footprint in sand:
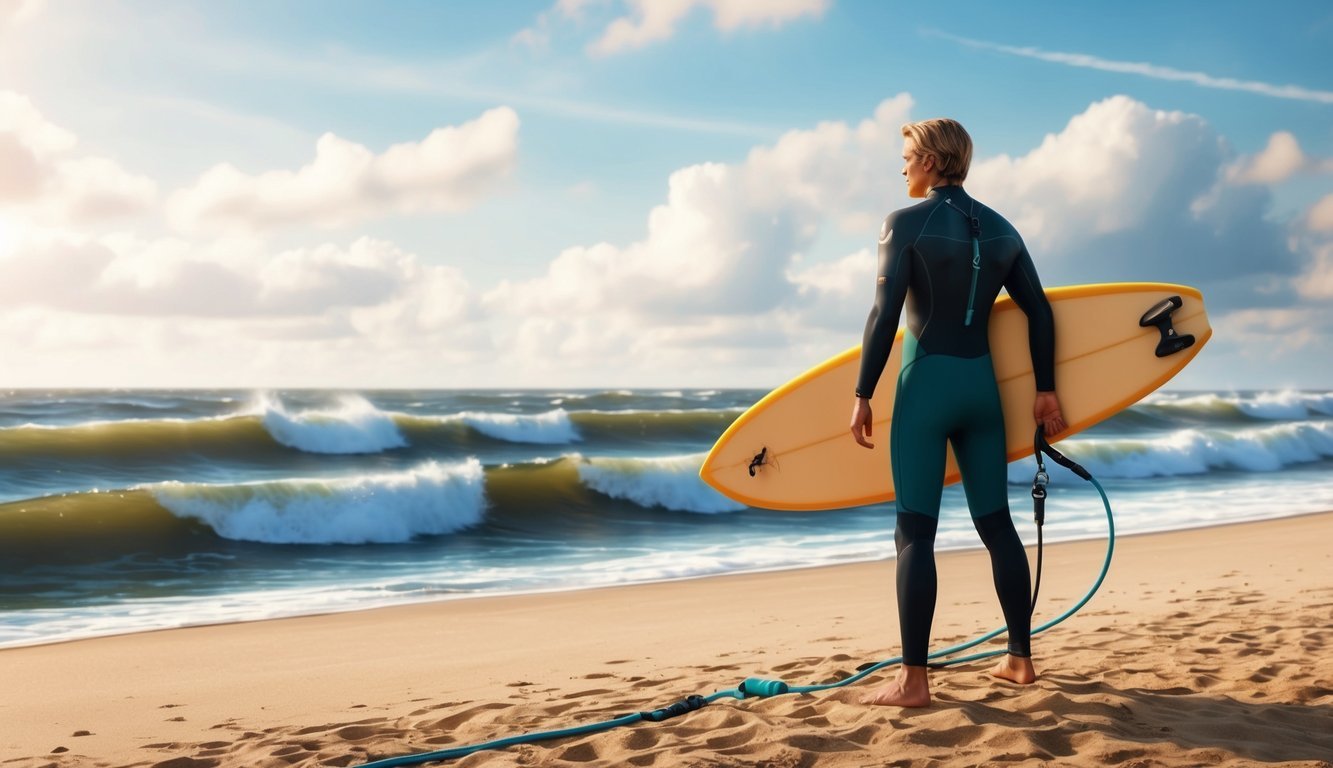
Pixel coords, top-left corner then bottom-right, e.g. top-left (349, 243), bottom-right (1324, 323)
top-left (429, 702), bottom-right (510, 731)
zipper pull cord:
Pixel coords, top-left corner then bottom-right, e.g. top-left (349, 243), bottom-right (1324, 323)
top-left (965, 233), bottom-right (980, 326)
top-left (945, 198), bottom-right (983, 326)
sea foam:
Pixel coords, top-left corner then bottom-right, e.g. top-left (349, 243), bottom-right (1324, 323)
top-left (454, 408), bottom-right (579, 444)
top-left (577, 452), bottom-right (747, 514)
top-left (1009, 421), bottom-right (1333, 482)
top-left (151, 460), bottom-right (486, 544)
top-left (255, 393), bottom-right (407, 454)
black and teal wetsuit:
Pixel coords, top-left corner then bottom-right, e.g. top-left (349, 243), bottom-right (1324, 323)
top-left (856, 185), bottom-right (1056, 665)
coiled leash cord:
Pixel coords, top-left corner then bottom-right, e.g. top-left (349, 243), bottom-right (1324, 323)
top-left (359, 432), bottom-right (1114, 767)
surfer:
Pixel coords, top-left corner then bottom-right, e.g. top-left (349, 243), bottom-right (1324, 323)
top-left (849, 118), bottom-right (1067, 707)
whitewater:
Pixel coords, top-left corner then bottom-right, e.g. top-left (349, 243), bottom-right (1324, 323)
top-left (0, 388), bottom-right (1329, 648)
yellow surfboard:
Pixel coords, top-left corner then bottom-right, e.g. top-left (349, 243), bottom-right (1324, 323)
top-left (700, 283), bottom-right (1211, 511)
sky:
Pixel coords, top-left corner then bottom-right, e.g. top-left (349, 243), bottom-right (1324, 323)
top-left (0, 0), bottom-right (1330, 390)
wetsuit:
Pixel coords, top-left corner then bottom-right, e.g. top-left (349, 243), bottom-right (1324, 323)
top-left (856, 185), bottom-right (1056, 665)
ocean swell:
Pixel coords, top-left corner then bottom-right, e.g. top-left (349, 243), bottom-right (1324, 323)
top-left (1139, 390), bottom-right (1333, 421)
top-left (151, 460), bottom-right (486, 544)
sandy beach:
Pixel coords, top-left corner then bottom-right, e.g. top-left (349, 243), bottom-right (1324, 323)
top-left (3, 511), bottom-right (1332, 768)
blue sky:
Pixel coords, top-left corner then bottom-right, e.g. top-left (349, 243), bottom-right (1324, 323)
top-left (0, 0), bottom-right (1329, 389)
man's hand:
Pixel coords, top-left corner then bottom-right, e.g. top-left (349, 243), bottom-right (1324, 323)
top-left (850, 397), bottom-right (875, 449)
top-left (1034, 391), bottom-right (1067, 437)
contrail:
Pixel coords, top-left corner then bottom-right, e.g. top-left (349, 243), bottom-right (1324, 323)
top-left (931, 30), bottom-right (1333, 105)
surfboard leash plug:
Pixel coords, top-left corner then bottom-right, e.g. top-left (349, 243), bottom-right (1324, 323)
top-left (748, 447), bottom-right (769, 477)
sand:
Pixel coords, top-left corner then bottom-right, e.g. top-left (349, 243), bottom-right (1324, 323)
top-left (3, 511), bottom-right (1332, 768)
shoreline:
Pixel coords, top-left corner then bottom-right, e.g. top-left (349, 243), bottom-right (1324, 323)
top-left (4, 505), bottom-right (1331, 654)
top-left (4, 510), bottom-right (1332, 766)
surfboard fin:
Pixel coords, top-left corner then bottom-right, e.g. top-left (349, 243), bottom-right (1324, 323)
top-left (1139, 295), bottom-right (1196, 358)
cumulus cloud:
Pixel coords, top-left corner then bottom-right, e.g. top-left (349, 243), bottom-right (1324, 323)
top-left (0, 89), bottom-right (508, 385)
top-left (0, 232), bottom-right (476, 329)
top-left (786, 248), bottom-right (875, 331)
top-left (4, 87), bottom-right (1329, 388)
top-left (483, 94), bottom-right (1331, 384)
top-left (0, 91), bottom-right (156, 223)
top-left (1226, 131), bottom-right (1333, 184)
top-left (168, 107), bottom-right (519, 233)
top-left (485, 94), bottom-right (912, 369)
top-left (967, 95), bottom-right (1297, 291)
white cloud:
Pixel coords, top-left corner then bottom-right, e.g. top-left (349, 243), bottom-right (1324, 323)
top-left (0, 227), bottom-right (491, 388)
top-left (1293, 195), bottom-right (1333, 301)
top-left (591, 1), bottom-right (702, 55)
top-left (482, 94), bottom-right (1329, 385)
top-left (513, 0), bottom-right (604, 50)
top-left (0, 131), bottom-right (43, 202)
top-left (967, 95), bottom-right (1297, 289)
top-left (517, 0), bottom-right (829, 56)
top-left (0, 0), bottom-right (45, 30)
top-left (0, 232), bottom-right (476, 328)
top-left (1227, 131), bottom-right (1333, 185)
top-left (168, 107), bottom-right (520, 233)
top-left (786, 248), bottom-right (875, 331)
top-left (1213, 306), bottom-right (1329, 358)
top-left (591, 0), bottom-right (829, 55)
top-left (0, 91), bottom-right (75, 157)
top-left (1297, 242), bottom-right (1333, 300)
top-left (969, 96), bottom-right (1210, 247)
top-left (0, 91), bottom-right (156, 223)
top-left (3, 87), bottom-right (1330, 388)
top-left (1305, 194), bottom-right (1333, 234)
top-left (484, 94), bottom-right (912, 371)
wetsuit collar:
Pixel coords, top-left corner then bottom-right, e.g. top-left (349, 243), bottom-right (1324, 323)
top-left (927, 184), bottom-right (968, 201)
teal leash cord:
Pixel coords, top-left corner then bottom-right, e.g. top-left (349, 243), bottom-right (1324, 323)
top-left (359, 472), bottom-right (1114, 767)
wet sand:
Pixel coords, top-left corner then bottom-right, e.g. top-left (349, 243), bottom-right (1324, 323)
top-left (3, 511), bottom-right (1331, 767)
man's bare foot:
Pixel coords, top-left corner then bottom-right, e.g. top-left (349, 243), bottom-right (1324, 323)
top-left (989, 654), bottom-right (1037, 685)
top-left (860, 665), bottom-right (931, 707)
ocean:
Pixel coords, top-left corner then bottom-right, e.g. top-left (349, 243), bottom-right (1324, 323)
top-left (2, 388), bottom-right (1331, 648)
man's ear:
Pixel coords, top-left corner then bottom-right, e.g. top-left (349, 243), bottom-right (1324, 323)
top-left (923, 154), bottom-right (936, 171)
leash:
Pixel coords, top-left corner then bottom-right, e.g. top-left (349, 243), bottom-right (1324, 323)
top-left (359, 436), bottom-right (1114, 767)
top-left (1029, 424), bottom-right (1090, 613)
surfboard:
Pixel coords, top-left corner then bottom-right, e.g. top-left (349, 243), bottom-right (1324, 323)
top-left (700, 282), bottom-right (1211, 511)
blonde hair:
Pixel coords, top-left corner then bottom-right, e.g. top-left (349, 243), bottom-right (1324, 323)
top-left (901, 119), bottom-right (973, 184)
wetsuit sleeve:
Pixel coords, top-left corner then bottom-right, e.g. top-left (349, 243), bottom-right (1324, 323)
top-left (855, 215), bottom-right (912, 399)
top-left (1003, 242), bottom-right (1056, 392)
